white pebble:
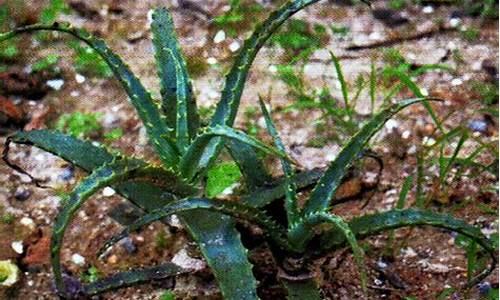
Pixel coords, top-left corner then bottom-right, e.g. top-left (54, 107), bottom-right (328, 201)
top-left (368, 31), bottom-right (382, 40)
top-left (451, 78), bottom-right (463, 86)
top-left (102, 187), bottom-right (116, 197)
top-left (71, 253), bottom-right (85, 266)
top-left (46, 79), bottom-right (64, 91)
top-left (423, 6), bottom-right (434, 14)
top-left (207, 57), bottom-right (218, 65)
top-left (11, 241), bottom-right (23, 254)
top-left (75, 73), bottom-right (86, 84)
top-left (449, 18), bottom-right (461, 28)
top-left (20, 217), bottom-right (35, 229)
top-left (229, 41), bottom-right (241, 52)
top-left (420, 88), bottom-right (429, 96)
top-left (422, 136), bottom-right (436, 147)
top-left (213, 30), bottom-right (226, 44)
top-left (268, 65), bottom-right (278, 74)
top-left (401, 130), bottom-right (411, 139)
top-left (385, 119), bottom-right (399, 130)
top-left (70, 90), bottom-right (80, 97)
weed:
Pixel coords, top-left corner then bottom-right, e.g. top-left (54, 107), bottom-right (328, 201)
top-left (54, 112), bottom-right (103, 139)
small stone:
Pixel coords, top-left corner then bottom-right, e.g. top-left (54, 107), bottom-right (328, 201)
top-left (401, 130), bottom-right (411, 139)
top-left (423, 6), bottom-right (434, 14)
top-left (451, 78), bottom-right (463, 86)
top-left (14, 187), bottom-right (31, 201)
top-left (468, 119), bottom-right (488, 133)
top-left (229, 41), bottom-right (240, 52)
top-left (207, 57), bottom-right (218, 65)
top-left (268, 65), bottom-right (278, 73)
top-left (172, 248), bottom-right (205, 270)
top-left (385, 119), bottom-right (399, 131)
top-left (449, 18), bottom-right (460, 28)
top-left (121, 237), bottom-right (137, 254)
top-left (478, 282), bottom-right (492, 295)
top-left (71, 253), bottom-right (85, 266)
top-left (75, 74), bottom-right (86, 84)
top-left (102, 187), bottom-right (116, 197)
top-left (423, 136), bottom-right (436, 147)
top-left (107, 255), bottom-right (118, 264)
top-left (46, 79), bottom-right (64, 91)
top-left (213, 30), bottom-right (226, 44)
top-left (20, 217), bottom-right (35, 229)
top-left (11, 241), bottom-right (23, 254)
top-left (59, 166), bottom-right (74, 181)
top-left (23, 236), bottom-right (50, 266)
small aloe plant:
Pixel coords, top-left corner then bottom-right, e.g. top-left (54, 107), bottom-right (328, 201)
top-left (1, 1), bottom-right (496, 299)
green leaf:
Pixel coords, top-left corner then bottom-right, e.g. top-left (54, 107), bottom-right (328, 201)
top-left (180, 125), bottom-right (290, 181)
top-left (206, 162), bottom-right (242, 197)
top-left (282, 278), bottom-right (322, 300)
top-left (0, 23), bottom-right (179, 167)
top-left (320, 208), bottom-right (497, 286)
top-left (51, 157), bottom-right (147, 296)
top-left (303, 98), bottom-right (438, 216)
top-left (195, 0), bottom-right (323, 179)
top-left (4, 130), bottom-right (258, 300)
top-left (288, 212), bottom-right (367, 291)
top-left (225, 139), bottom-right (272, 190)
top-left (84, 263), bottom-right (188, 296)
top-left (258, 97), bottom-right (299, 226)
top-left (330, 51), bottom-right (350, 113)
top-left (99, 197), bottom-right (290, 256)
top-left (151, 8), bottom-right (199, 148)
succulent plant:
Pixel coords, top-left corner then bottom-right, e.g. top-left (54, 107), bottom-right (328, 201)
top-left (1, 1), bottom-right (496, 299)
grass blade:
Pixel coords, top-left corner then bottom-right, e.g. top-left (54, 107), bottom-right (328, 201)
top-left (258, 96), bottom-right (299, 226)
top-left (303, 98), bottom-right (439, 216)
top-left (330, 51), bottom-right (350, 114)
top-left (320, 208), bottom-right (497, 286)
top-left (0, 23), bottom-right (179, 167)
top-left (151, 8), bottom-right (199, 150)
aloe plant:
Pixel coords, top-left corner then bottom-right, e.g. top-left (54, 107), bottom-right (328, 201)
top-left (1, 1), bottom-right (496, 299)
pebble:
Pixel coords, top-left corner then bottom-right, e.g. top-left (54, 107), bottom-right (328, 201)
top-left (171, 248), bottom-right (205, 270)
top-left (422, 6), bottom-right (434, 14)
top-left (59, 166), bottom-right (75, 181)
top-left (385, 119), bottom-right (399, 131)
top-left (401, 130), bottom-right (411, 139)
top-left (468, 119), bottom-right (488, 133)
top-left (121, 237), bottom-right (137, 253)
top-left (207, 57), bottom-right (218, 65)
top-left (451, 78), bottom-right (463, 86)
top-left (46, 79), bottom-right (65, 91)
top-left (20, 217), bottom-right (35, 229)
top-left (75, 73), bottom-right (86, 84)
top-left (268, 65), bottom-right (278, 74)
top-left (478, 282), bottom-right (492, 295)
top-left (11, 241), bottom-right (23, 254)
top-left (107, 255), bottom-right (118, 264)
top-left (213, 30), bottom-right (226, 44)
top-left (229, 41), bottom-right (240, 52)
top-left (71, 253), bottom-right (85, 266)
top-left (102, 187), bottom-right (116, 197)
top-left (14, 187), bottom-right (31, 201)
top-left (449, 18), bottom-right (461, 28)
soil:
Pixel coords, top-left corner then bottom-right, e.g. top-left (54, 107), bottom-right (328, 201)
top-left (0, 0), bottom-right (497, 299)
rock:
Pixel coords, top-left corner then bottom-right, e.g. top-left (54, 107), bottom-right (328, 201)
top-left (59, 166), bottom-right (75, 181)
top-left (334, 177), bottom-right (362, 200)
top-left (171, 248), bottom-right (205, 271)
top-left (23, 236), bottom-right (50, 266)
top-left (71, 253), bottom-right (85, 266)
top-left (102, 187), bottom-right (116, 197)
top-left (468, 119), bottom-right (488, 133)
top-left (107, 255), bottom-right (118, 264)
top-left (213, 30), bottom-right (226, 44)
top-left (120, 237), bottom-right (137, 254)
top-left (0, 96), bottom-right (24, 127)
top-left (46, 79), bottom-right (64, 91)
top-left (11, 241), bottom-right (23, 254)
top-left (14, 187), bottom-right (31, 201)
top-left (372, 8), bottom-right (408, 27)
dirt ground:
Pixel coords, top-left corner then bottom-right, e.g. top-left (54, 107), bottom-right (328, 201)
top-left (0, 0), bottom-right (498, 299)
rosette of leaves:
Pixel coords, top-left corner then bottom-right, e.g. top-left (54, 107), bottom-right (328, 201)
top-left (1, 1), bottom-right (496, 299)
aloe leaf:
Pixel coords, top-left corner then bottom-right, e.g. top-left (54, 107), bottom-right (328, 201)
top-left (0, 23), bottom-right (179, 167)
top-left (196, 0), bottom-right (324, 177)
top-left (84, 263), bottom-right (189, 296)
top-left (151, 8), bottom-right (199, 149)
top-left (99, 197), bottom-right (290, 255)
top-left (5, 130), bottom-right (259, 300)
top-left (319, 209), bottom-right (497, 286)
top-left (303, 98), bottom-right (439, 216)
top-left (51, 157), bottom-right (151, 296)
top-left (225, 139), bottom-right (272, 190)
top-left (258, 97), bottom-right (299, 226)
top-left (180, 125), bottom-right (290, 181)
top-left (288, 212), bottom-right (367, 291)
top-left (241, 168), bottom-right (324, 208)
top-left (282, 279), bottom-right (322, 300)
